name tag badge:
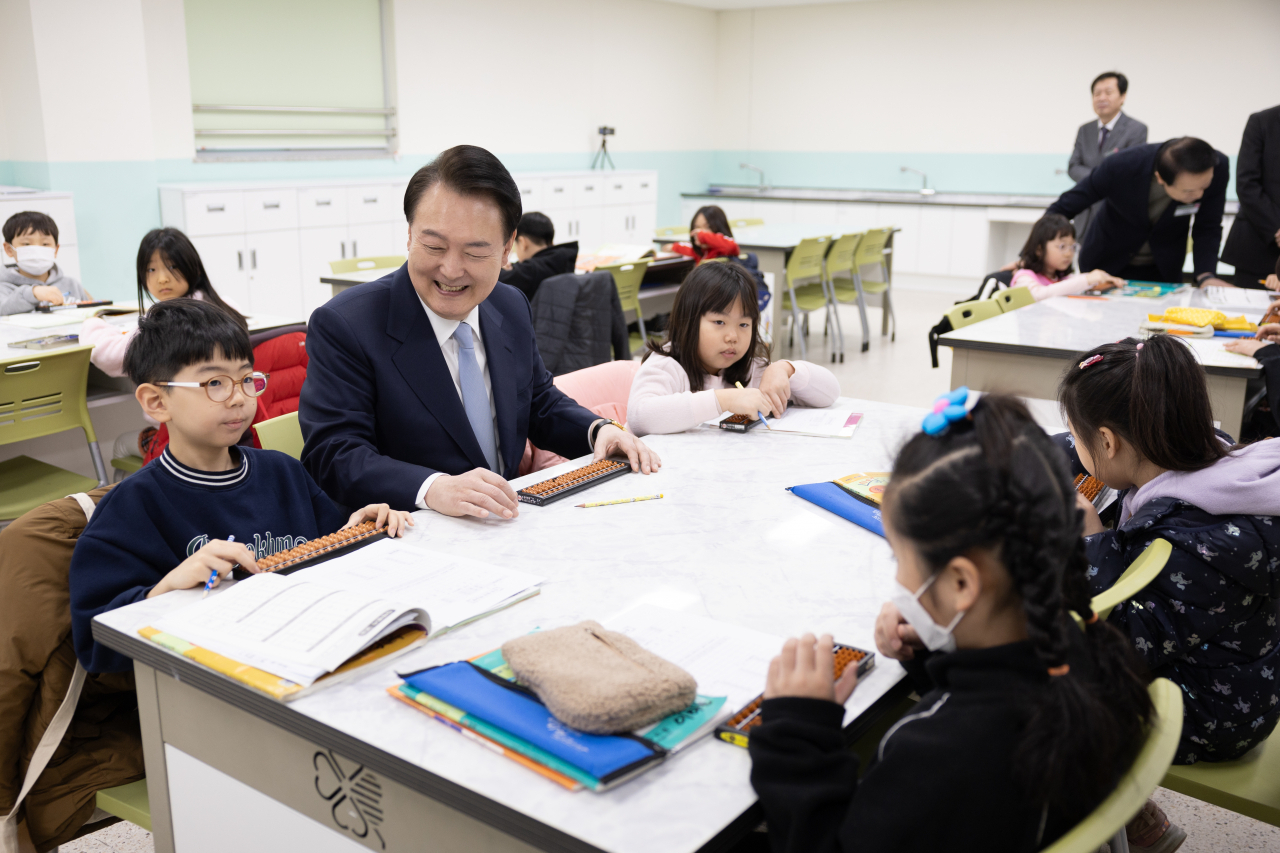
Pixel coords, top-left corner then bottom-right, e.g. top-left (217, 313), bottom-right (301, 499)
top-left (1174, 204), bottom-right (1200, 217)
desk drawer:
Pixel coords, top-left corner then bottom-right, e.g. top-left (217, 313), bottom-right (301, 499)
top-left (298, 188), bottom-right (348, 228)
top-left (573, 176), bottom-right (604, 208)
top-left (244, 189), bottom-right (298, 232)
top-left (348, 184), bottom-right (399, 224)
top-left (183, 192), bottom-right (246, 236)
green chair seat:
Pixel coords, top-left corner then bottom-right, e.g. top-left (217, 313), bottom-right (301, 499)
top-left (860, 280), bottom-right (890, 295)
top-left (96, 779), bottom-right (151, 831)
top-left (327, 255), bottom-right (405, 275)
top-left (0, 456), bottom-right (100, 521)
top-left (110, 454), bottom-right (143, 475)
top-left (781, 282), bottom-right (830, 313)
top-left (1163, 734), bottom-right (1280, 827)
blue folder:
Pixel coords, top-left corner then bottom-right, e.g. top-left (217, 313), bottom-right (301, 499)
top-left (787, 482), bottom-right (885, 537)
top-left (402, 661), bottom-right (663, 782)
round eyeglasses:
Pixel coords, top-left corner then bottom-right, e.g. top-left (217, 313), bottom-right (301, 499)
top-left (155, 371), bottom-right (270, 402)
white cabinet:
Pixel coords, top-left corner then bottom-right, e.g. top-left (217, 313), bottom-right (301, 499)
top-left (190, 234), bottom-right (250, 309)
top-left (246, 230), bottom-right (302, 317)
top-left (298, 227), bottom-right (348, 317)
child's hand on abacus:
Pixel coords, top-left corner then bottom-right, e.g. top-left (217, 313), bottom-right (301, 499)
top-left (1076, 492), bottom-right (1105, 536)
top-left (148, 539), bottom-right (258, 599)
top-left (345, 504), bottom-right (416, 538)
top-left (758, 361), bottom-right (794, 417)
top-left (714, 386), bottom-right (778, 420)
top-left (874, 602), bottom-right (924, 662)
top-left (764, 633), bottom-right (859, 705)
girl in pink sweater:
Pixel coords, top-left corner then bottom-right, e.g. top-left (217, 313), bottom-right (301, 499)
top-left (627, 262), bottom-right (839, 436)
top-left (80, 228), bottom-right (244, 377)
top-left (1010, 214), bottom-right (1124, 300)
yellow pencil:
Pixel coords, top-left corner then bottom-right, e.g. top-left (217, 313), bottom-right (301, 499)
top-left (576, 494), bottom-right (664, 508)
top-left (734, 381), bottom-right (772, 429)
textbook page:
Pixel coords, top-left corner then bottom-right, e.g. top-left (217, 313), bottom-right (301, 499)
top-left (1203, 286), bottom-right (1276, 312)
top-left (765, 406), bottom-right (862, 438)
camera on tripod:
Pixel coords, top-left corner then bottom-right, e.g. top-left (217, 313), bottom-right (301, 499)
top-left (592, 127), bottom-right (616, 169)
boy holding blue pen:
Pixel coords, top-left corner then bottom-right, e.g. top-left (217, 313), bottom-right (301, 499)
top-left (68, 300), bottom-right (413, 673)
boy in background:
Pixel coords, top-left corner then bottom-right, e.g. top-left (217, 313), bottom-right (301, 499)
top-left (1, 210), bottom-right (91, 314)
top-left (498, 211), bottom-right (578, 298)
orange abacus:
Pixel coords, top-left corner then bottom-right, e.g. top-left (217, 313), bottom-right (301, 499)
top-left (516, 459), bottom-right (631, 506)
top-left (231, 521), bottom-right (388, 579)
top-left (1074, 473), bottom-right (1105, 502)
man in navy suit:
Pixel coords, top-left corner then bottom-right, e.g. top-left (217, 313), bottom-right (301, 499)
top-left (300, 145), bottom-right (659, 518)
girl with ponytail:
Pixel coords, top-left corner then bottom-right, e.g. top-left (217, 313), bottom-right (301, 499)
top-left (1059, 335), bottom-right (1280, 771)
top-left (747, 394), bottom-right (1152, 853)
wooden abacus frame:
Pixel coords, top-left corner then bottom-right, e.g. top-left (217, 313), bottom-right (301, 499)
top-left (719, 413), bottom-right (764, 433)
top-left (231, 521), bottom-right (389, 579)
top-left (516, 459), bottom-right (631, 506)
top-left (1074, 473), bottom-right (1105, 502)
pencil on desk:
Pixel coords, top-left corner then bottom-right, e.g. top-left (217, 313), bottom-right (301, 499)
top-left (734, 381), bottom-right (772, 429)
top-left (577, 494), bottom-right (663, 508)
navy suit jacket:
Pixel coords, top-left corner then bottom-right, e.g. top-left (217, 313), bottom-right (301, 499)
top-left (1047, 142), bottom-right (1229, 282)
top-left (299, 265), bottom-right (597, 510)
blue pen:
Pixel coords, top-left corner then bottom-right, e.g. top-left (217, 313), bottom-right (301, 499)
top-left (201, 535), bottom-right (235, 599)
top-left (1214, 330), bottom-right (1255, 338)
top-left (735, 382), bottom-right (772, 430)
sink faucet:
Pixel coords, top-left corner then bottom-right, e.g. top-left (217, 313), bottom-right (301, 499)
top-left (900, 166), bottom-right (936, 196)
top-left (740, 163), bottom-right (769, 192)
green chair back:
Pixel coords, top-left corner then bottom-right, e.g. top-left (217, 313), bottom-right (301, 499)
top-left (1090, 539), bottom-right (1171, 621)
top-left (96, 779), bottom-right (151, 831)
top-left (327, 255), bottom-right (405, 275)
top-left (945, 299), bottom-right (1002, 329)
top-left (1163, 730), bottom-right (1280, 827)
top-left (994, 286), bottom-right (1036, 313)
top-left (1041, 679), bottom-right (1183, 853)
top-left (826, 232), bottom-right (862, 279)
top-left (599, 260), bottom-right (651, 318)
top-left (731, 218), bottom-right (764, 229)
top-left (854, 227), bottom-right (892, 290)
top-left (655, 226), bottom-right (689, 238)
top-left (254, 411), bottom-right (304, 460)
top-left (786, 236), bottom-right (832, 284)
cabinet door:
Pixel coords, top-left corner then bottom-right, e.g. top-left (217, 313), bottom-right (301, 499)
top-left (191, 234), bottom-right (250, 309)
top-left (600, 205), bottom-right (631, 244)
top-left (574, 206), bottom-right (604, 253)
top-left (633, 173), bottom-right (657, 205)
top-left (513, 175), bottom-right (543, 213)
top-left (543, 177), bottom-right (573, 210)
top-left (916, 207), bottom-right (953, 275)
top-left (751, 200), bottom-right (793, 225)
top-left (298, 226), bottom-right (350, 318)
top-left (184, 191), bottom-right (246, 237)
top-left (948, 208), bottom-right (989, 278)
top-left (244, 189), bottom-right (299, 233)
top-left (573, 175), bottom-right (604, 209)
top-left (246, 230), bottom-right (303, 318)
top-left (298, 187), bottom-right (349, 228)
top-left (347, 184), bottom-right (400, 225)
top-left (348, 222), bottom-right (403, 261)
top-left (631, 204), bottom-right (657, 243)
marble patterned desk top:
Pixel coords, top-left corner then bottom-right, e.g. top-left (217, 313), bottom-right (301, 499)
top-left (96, 397), bottom-right (919, 853)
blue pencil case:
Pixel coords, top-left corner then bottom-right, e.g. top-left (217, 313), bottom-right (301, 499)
top-left (401, 661), bottom-right (666, 783)
top-left (787, 481), bottom-right (885, 537)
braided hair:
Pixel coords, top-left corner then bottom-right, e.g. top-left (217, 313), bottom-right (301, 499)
top-left (884, 395), bottom-right (1151, 820)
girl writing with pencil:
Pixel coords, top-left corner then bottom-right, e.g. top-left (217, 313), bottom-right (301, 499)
top-left (747, 395), bottom-right (1155, 851)
top-left (1009, 214), bottom-right (1125, 300)
top-left (626, 262), bottom-right (839, 436)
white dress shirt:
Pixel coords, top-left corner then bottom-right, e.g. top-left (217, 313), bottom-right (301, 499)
top-left (1098, 112), bottom-right (1122, 146)
top-left (414, 296), bottom-right (502, 509)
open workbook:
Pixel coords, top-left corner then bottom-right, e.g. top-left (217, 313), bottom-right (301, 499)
top-left (706, 406), bottom-right (862, 438)
top-left (141, 538), bottom-right (544, 701)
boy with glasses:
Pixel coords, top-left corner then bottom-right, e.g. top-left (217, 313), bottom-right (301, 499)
top-left (69, 299), bottom-right (413, 673)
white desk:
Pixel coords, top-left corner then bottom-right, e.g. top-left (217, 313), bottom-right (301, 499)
top-left (94, 399), bottom-right (916, 853)
top-left (938, 290), bottom-right (1263, 437)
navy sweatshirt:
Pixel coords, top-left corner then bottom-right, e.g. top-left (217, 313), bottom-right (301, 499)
top-left (69, 446), bottom-right (349, 673)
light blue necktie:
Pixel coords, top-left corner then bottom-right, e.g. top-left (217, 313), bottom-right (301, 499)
top-left (452, 322), bottom-right (499, 472)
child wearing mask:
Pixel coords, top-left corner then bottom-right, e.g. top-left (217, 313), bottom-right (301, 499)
top-left (0, 211), bottom-right (91, 314)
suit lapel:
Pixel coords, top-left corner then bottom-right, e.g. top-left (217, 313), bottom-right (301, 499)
top-left (386, 271), bottom-right (489, 470)
top-left (478, 299), bottom-right (517, 474)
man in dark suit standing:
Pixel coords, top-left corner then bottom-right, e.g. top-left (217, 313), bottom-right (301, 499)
top-left (1067, 72), bottom-right (1148, 241)
top-left (1222, 105), bottom-right (1280, 288)
top-left (1047, 137), bottom-right (1231, 287)
top-left (299, 145), bottom-right (659, 518)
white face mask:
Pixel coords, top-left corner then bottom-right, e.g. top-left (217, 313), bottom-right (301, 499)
top-left (14, 245), bottom-right (56, 276)
top-left (889, 572), bottom-right (965, 654)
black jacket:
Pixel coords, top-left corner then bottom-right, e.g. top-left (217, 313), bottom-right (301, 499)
top-left (1222, 105), bottom-right (1280, 277)
top-left (1047, 143), bottom-right (1230, 282)
top-left (529, 271), bottom-right (629, 375)
top-left (498, 241), bottom-right (579, 299)
top-left (749, 640), bottom-right (1102, 853)
top-left (1257, 344), bottom-right (1280, 437)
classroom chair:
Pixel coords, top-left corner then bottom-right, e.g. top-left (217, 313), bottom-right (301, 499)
top-left (731, 218), bottom-right (764, 229)
top-left (1088, 539), bottom-right (1171, 621)
top-left (779, 235), bottom-right (833, 360)
top-left (519, 359), bottom-right (641, 475)
top-left (253, 411), bottom-right (304, 460)
top-left (655, 226), bottom-right (689, 238)
top-left (1042, 678), bottom-right (1183, 853)
top-left (944, 298), bottom-right (1003, 330)
top-left (824, 232), bottom-right (864, 359)
top-left (327, 255), bottom-right (406, 275)
top-left (0, 346), bottom-right (108, 521)
top-left (598, 259), bottom-right (654, 356)
top-left (110, 454), bottom-right (143, 483)
top-left (95, 779), bottom-right (151, 832)
top-left (993, 286), bottom-right (1036, 313)
top-left (853, 228), bottom-right (897, 342)
top-left (1162, 728), bottom-right (1280, 828)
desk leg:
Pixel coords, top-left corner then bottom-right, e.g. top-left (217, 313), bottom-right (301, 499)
top-left (947, 349), bottom-right (1064, 400)
top-left (751, 247), bottom-right (788, 357)
top-left (1206, 374), bottom-right (1248, 439)
top-left (134, 663), bottom-right (176, 853)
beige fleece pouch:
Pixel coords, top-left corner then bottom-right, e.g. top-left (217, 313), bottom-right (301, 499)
top-left (501, 620), bottom-right (697, 734)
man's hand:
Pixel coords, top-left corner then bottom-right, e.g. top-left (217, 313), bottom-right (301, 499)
top-left (593, 425), bottom-right (661, 474)
top-left (1199, 276), bottom-right (1234, 289)
top-left (1265, 274), bottom-right (1279, 292)
top-left (874, 602), bottom-right (924, 662)
top-left (345, 503), bottom-right (415, 537)
top-left (1224, 338), bottom-right (1274, 358)
top-left (149, 539), bottom-right (258, 598)
top-left (758, 362), bottom-right (794, 418)
top-left (31, 284), bottom-right (63, 304)
top-left (764, 633), bottom-right (858, 705)
top-left (426, 468), bottom-right (520, 519)
top-left (1077, 491), bottom-right (1106, 536)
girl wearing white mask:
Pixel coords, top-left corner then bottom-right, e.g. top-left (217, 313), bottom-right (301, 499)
top-left (745, 395), bottom-right (1157, 853)
top-left (1, 211), bottom-right (92, 314)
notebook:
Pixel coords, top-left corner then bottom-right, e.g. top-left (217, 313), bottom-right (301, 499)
top-left (787, 482), bottom-right (885, 537)
top-left (833, 472), bottom-right (889, 507)
top-left (706, 407), bottom-right (862, 439)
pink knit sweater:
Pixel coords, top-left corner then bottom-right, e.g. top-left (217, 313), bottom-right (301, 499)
top-left (1010, 268), bottom-right (1093, 301)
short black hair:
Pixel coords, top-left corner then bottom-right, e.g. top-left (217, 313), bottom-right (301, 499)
top-left (1156, 137), bottom-right (1217, 184)
top-left (403, 145), bottom-right (522, 240)
top-left (3, 211), bottom-right (59, 245)
top-left (516, 212), bottom-right (555, 247)
top-left (124, 298), bottom-right (254, 387)
top-left (1091, 71), bottom-right (1128, 95)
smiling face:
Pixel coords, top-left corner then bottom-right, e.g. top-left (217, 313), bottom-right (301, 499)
top-left (406, 182), bottom-right (514, 321)
top-left (145, 249), bottom-right (190, 301)
top-left (697, 297), bottom-right (753, 374)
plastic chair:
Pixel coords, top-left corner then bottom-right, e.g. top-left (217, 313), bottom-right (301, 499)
top-left (96, 779), bottom-right (151, 831)
top-left (0, 346), bottom-right (107, 521)
top-left (945, 299), bottom-right (1003, 330)
top-left (1163, 730), bottom-right (1280, 827)
top-left (994, 286), bottom-right (1036, 313)
top-left (327, 255), bottom-right (405, 275)
top-left (655, 226), bottom-right (689, 238)
top-left (853, 228), bottom-right (897, 342)
top-left (253, 411), bottom-right (304, 460)
top-left (1042, 678), bottom-right (1183, 853)
top-left (1089, 539), bottom-right (1171, 621)
top-left (824, 232), bottom-right (864, 359)
top-left (779, 236), bottom-right (833, 360)
top-left (731, 218), bottom-right (764, 229)
top-left (598, 260), bottom-right (654, 356)
top-left (110, 454), bottom-right (143, 483)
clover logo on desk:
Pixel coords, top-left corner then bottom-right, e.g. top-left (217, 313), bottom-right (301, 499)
top-left (313, 750), bottom-right (386, 849)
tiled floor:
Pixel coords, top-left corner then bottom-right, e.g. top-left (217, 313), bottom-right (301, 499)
top-left (61, 280), bottom-right (1280, 852)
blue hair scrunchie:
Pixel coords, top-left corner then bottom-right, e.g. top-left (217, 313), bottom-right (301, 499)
top-left (921, 386), bottom-right (972, 436)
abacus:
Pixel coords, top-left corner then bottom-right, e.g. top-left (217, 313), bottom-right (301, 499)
top-left (1074, 473), bottom-right (1104, 502)
top-left (516, 459), bottom-right (631, 506)
top-left (719, 413), bottom-right (763, 432)
top-left (231, 521), bottom-right (389, 579)
top-left (716, 644), bottom-right (876, 748)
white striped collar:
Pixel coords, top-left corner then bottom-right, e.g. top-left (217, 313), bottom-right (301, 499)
top-left (158, 446), bottom-right (250, 489)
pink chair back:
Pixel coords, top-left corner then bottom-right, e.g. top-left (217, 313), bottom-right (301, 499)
top-left (519, 360), bottom-right (641, 475)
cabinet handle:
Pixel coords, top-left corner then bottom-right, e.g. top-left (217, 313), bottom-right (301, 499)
top-left (316, 199), bottom-right (332, 207)
top-left (207, 204), bottom-right (225, 212)
top-left (613, 184), bottom-right (623, 191)
top-left (251, 249), bottom-right (257, 270)
top-left (352, 240), bottom-right (358, 257)
top-left (553, 187), bottom-right (564, 194)
top-left (237, 251), bottom-right (243, 271)
top-left (340, 241), bottom-right (346, 259)
top-left (363, 197), bottom-right (377, 204)
top-left (640, 183), bottom-right (649, 189)
top-left (263, 201), bottom-right (280, 209)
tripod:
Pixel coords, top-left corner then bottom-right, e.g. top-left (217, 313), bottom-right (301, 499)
top-left (590, 136), bottom-right (615, 170)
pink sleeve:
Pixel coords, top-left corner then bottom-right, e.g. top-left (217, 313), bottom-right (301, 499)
top-left (81, 318), bottom-right (136, 377)
top-left (1012, 269), bottom-right (1092, 301)
top-left (625, 356), bottom-right (721, 436)
top-left (780, 360), bottom-right (841, 408)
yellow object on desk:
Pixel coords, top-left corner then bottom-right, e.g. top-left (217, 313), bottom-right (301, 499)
top-left (1149, 307), bottom-right (1255, 332)
top-left (576, 494), bottom-right (663, 508)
